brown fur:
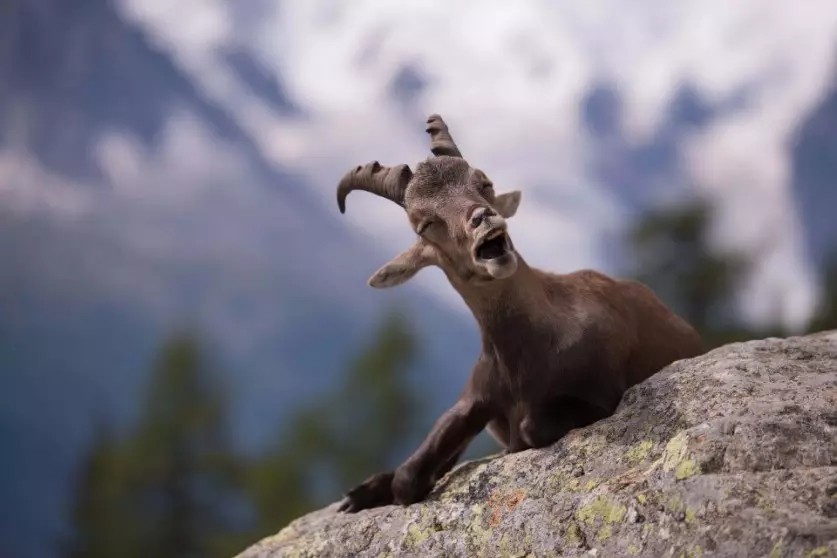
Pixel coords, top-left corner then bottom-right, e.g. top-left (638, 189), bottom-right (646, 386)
top-left (335, 115), bottom-right (705, 513)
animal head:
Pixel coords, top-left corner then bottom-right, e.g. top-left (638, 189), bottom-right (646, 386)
top-left (336, 114), bottom-right (523, 289)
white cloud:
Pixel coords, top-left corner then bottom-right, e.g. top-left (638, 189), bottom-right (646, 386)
top-left (95, 109), bottom-right (257, 210)
top-left (113, 0), bottom-right (837, 327)
top-left (120, 0), bottom-right (233, 66)
top-left (0, 105), bottom-right (373, 359)
top-left (0, 149), bottom-right (93, 220)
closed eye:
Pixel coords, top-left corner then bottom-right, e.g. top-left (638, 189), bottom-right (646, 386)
top-left (417, 220), bottom-right (434, 235)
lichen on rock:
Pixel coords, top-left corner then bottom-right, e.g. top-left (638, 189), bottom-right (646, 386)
top-left (236, 331), bottom-right (837, 558)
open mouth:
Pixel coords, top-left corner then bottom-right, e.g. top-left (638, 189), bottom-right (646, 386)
top-left (475, 230), bottom-right (509, 261)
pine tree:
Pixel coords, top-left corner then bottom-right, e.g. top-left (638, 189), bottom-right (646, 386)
top-left (128, 333), bottom-right (245, 558)
top-left (247, 308), bottom-right (423, 537)
top-left (807, 252), bottom-right (837, 333)
top-left (65, 332), bottom-right (247, 558)
top-left (625, 197), bottom-right (774, 347)
top-left (328, 309), bottom-right (421, 489)
top-left (64, 423), bottom-right (138, 558)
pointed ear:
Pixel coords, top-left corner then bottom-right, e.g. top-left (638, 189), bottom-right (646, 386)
top-left (494, 191), bottom-right (521, 218)
top-left (368, 241), bottom-right (436, 288)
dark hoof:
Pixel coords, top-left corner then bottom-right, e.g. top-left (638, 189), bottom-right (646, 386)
top-left (337, 471), bottom-right (395, 513)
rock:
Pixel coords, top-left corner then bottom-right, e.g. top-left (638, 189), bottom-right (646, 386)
top-left (237, 331), bottom-right (837, 557)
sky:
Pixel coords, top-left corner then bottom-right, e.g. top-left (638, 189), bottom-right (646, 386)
top-left (111, 0), bottom-right (837, 330)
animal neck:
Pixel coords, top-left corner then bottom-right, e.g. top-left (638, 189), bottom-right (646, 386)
top-left (447, 255), bottom-right (547, 337)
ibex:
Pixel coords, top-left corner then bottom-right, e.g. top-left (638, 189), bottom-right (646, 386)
top-left (335, 114), bottom-right (705, 513)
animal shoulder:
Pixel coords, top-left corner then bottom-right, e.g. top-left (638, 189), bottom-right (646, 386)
top-left (535, 268), bottom-right (622, 304)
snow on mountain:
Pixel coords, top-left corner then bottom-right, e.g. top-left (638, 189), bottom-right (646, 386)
top-left (121, 0), bottom-right (837, 327)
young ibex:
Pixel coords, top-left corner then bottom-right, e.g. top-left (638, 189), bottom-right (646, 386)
top-left (335, 114), bottom-right (705, 513)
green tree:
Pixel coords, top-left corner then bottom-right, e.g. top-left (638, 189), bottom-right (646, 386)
top-left (327, 308), bottom-right (422, 489)
top-left (625, 197), bottom-right (788, 347)
top-left (806, 253), bottom-right (837, 333)
top-left (65, 332), bottom-right (247, 558)
top-left (64, 424), bottom-right (138, 558)
top-left (247, 308), bottom-right (423, 537)
top-left (128, 333), bottom-right (245, 558)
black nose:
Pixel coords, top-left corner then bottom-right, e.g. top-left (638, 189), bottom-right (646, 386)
top-left (469, 207), bottom-right (495, 229)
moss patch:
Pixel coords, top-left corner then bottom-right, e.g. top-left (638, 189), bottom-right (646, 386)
top-left (465, 503), bottom-right (494, 551)
top-left (565, 522), bottom-right (585, 547)
top-left (577, 496), bottom-right (627, 527)
top-left (675, 459), bottom-right (700, 480)
top-left (406, 523), bottom-right (430, 547)
top-left (584, 478), bottom-right (602, 491)
top-left (625, 440), bottom-right (654, 465)
top-left (662, 432), bottom-right (689, 472)
top-left (662, 432), bottom-right (702, 481)
top-left (568, 432), bottom-right (608, 458)
top-left (667, 494), bottom-right (685, 513)
top-left (552, 475), bottom-right (604, 493)
top-left (597, 524), bottom-right (613, 541)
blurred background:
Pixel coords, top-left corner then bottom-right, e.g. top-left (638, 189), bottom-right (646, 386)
top-left (2, 1), bottom-right (837, 556)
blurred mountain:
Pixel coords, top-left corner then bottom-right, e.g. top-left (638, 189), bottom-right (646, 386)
top-left (0, 1), bottom-right (477, 557)
top-left (790, 63), bottom-right (837, 269)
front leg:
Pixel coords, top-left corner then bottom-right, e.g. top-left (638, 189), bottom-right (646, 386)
top-left (337, 471), bottom-right (394, 513)
top-left (339, 357), bottom-right (495, 513)
top-left (338, 397), bottom-right (490, 513)
top-left (391, 398), bottom-right (490, 505)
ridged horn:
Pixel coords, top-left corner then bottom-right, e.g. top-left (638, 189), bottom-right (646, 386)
top-left (336, 161), bottom-right (413, 214)
top-left (425, 114), bottom-right (462, 158)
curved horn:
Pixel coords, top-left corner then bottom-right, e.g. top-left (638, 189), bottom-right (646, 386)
top-left (336, 161), bottom-right (413, 214)
top-left (426, 114), bottom-right (462, 158)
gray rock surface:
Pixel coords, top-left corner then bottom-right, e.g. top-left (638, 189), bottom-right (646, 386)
top-left (237, 331), bottom-right (837, 557)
